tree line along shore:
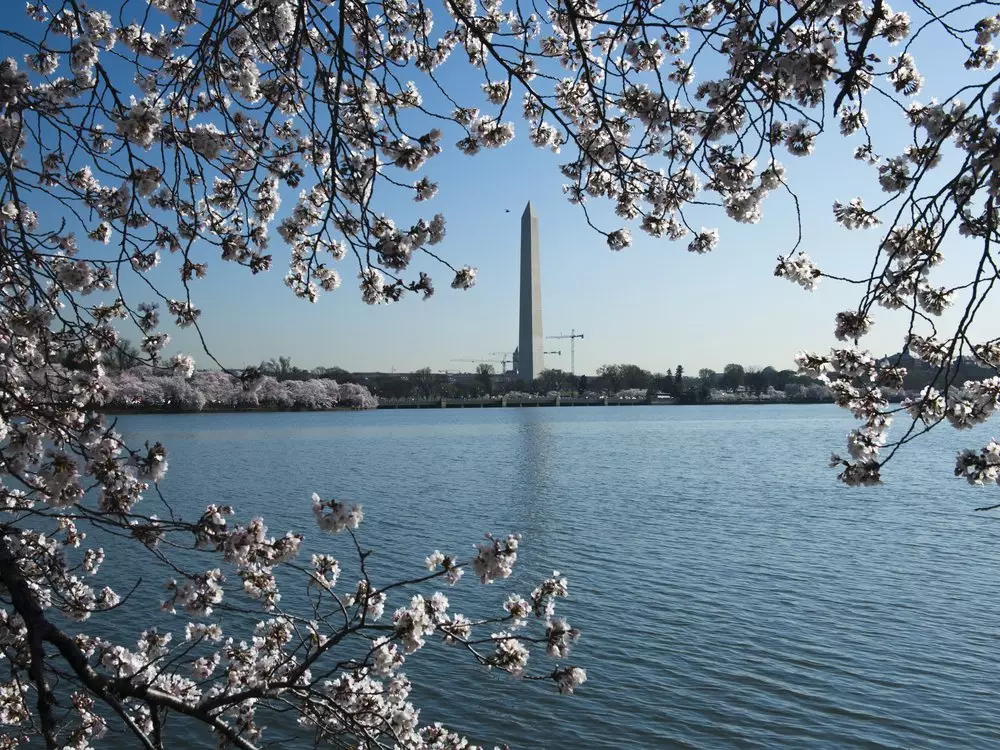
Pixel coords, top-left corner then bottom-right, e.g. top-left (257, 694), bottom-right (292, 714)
top-left (101, 352), bottom-right (988, 413)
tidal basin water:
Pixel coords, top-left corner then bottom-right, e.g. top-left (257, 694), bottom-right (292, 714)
top-left (114, 405), bottom-right (1000, 748)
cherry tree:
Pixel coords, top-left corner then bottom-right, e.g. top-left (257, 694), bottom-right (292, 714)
top-left (191, 371), bottom-right (242, 407)
top-left (282, 379), bottom-right (337, 409)
top-left (254, 375), bottom-right (295, 409)
top-left (158, 374), bottom-right (207, 410)
top-left (102, 370), bottom-right (378, 410)
top-left (3, 0), bottom-right (1000, 746)
top-left (340, 381), bottom-right (381, 409)
top-left (104, 370), bottom-right (164, 408)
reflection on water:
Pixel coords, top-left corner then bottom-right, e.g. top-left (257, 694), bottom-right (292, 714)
top-left (512, 411), bottom-right (555, 533)
top-left (109, 405), bottom-right (1000, 749)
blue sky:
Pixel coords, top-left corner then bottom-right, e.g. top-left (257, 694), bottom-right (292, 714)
top-left (175, 136), bottom-right (982, 376)
top-left (155, 6), bottom-right (997, 376)
top-left (12, 2), bottom-right (998, 376)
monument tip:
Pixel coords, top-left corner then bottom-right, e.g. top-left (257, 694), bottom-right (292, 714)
top-left (523, 200), bottom-right (535, 216)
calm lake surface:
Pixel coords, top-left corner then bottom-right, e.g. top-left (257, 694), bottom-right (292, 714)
top-left (113, 405), bottom-right (1000, 749)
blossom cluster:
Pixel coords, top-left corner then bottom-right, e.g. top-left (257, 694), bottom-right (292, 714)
top-left (0, 469), bottom-right (587, 748)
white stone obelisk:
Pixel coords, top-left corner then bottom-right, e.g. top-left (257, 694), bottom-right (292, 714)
top-left (517, 202), bottom-right (543, 383)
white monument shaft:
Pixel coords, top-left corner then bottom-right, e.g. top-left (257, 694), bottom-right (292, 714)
top-left (518, 202), bottom-right (543, 383)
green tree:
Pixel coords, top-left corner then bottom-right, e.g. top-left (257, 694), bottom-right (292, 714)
top-left (651, 372), bottom-right (672, 394)
top-left (746, 368), bottom-right (767, 397)
top-left (759, 366), bottom-right (780, 391)
top-left (721, 363), bottom-right (746, 392)
top-left (596, 364), bottom-right (623, 392)
top-left (475, 363), bottom-right (495, 395)
top-left (412, 367), bottom-right (439, 399)
top-left (619, 364), bottom-right (651, 390)
top-left (577, 375), bottom-right (588, 395)
top-left (370, 375), bottom-right (412, 399)
top-left (674, 365), bottom-right (685, 393)
top-left (536, 368), bottom-right (569, 393)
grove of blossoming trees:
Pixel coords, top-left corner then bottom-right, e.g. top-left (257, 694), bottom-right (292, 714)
top-left (104, 368), bottom-right (380, 410)
top-left (4, 0), bottom-right (1000, 746)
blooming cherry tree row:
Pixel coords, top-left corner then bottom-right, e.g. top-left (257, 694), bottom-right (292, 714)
top-left (105, 369), bottom-right (379, 411)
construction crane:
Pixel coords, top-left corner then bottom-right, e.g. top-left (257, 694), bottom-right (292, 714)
top-left (546, 330), bottom-right (585, 375)
top-left (489, 352), bottom-right (514, 372)
top-left (450, 358), bottom-right (504, 372)
top-left (490, 351), bottom-right (560, 374)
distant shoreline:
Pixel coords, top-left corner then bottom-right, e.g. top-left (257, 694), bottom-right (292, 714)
top-left (98, 399), bottom-right (852, 416)
top-left (102, 398), bottom-right (843, 416)
top-left (375, 398), bottom-right (839, 410)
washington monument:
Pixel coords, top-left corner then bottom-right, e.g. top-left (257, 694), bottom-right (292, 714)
top-left (516, 202), bottom-right (543, 383)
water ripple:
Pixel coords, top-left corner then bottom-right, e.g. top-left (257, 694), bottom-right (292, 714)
top-left (112, 405), bottom-right (1000, 749)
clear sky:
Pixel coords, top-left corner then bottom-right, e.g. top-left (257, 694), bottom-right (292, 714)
top-left (175, 144), bottom-right (985, 377)
top-left (15, 2), bottom-right (997, 376)
top-left (149, 7), bottom-right (994, 377)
